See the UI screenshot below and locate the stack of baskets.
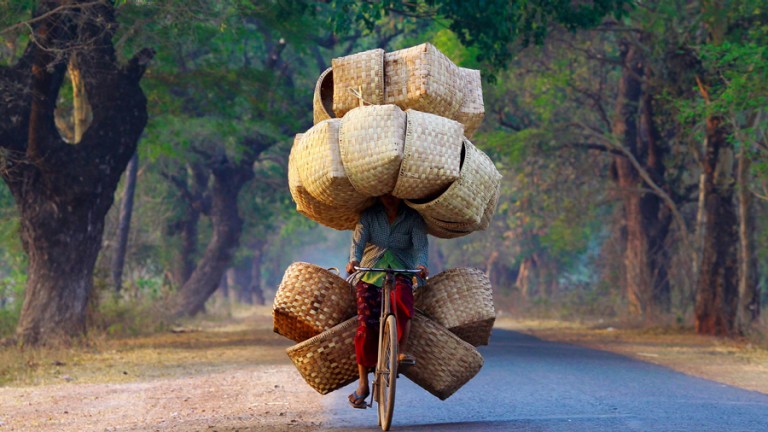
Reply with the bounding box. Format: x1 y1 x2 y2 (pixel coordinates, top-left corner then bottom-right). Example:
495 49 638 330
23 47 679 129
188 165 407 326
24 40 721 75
275 265 495 399
291 42 502 238
275 43 501 400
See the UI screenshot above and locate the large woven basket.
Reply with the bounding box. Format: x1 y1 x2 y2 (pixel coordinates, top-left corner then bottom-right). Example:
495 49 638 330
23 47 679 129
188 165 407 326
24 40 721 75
423 217 474 239
286 317 358 395
313 67 334 123
295 119 370 209
384 43 465 120
403 312 484 400
422 179 501 238
478 180 501 231
455 68 485 138
414 268 495 346
288 135 368 230
332 48 385 118
273 262 356 343
339 104 406 196
391 110 464 200
406 139 501 225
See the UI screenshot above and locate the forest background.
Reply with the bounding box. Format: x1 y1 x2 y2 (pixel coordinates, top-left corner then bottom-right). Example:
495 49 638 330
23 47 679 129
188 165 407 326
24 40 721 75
0 0 766 348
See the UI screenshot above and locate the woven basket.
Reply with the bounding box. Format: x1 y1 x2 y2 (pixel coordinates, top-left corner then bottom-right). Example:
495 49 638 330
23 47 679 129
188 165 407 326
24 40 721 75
313 67 334 124
455 68 485 138
478 180 501 231
423 217 474 239
273 262 356 343
332 48 385 118
339 104 406 196
288 135 368 230
384 43 465 120
406 139 501 225
286 317 358 395
403 312 484 400
414 268 495 346
391 110 464 200
295 119 370 208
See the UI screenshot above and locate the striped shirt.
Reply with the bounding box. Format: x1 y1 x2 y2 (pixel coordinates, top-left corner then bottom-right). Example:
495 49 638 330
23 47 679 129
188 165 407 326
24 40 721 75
349 202 429 286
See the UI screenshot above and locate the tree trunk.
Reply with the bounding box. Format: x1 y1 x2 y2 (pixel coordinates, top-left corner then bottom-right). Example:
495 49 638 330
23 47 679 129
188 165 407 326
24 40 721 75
168 157 254 317
111 152 139 292
611 41 671 320
244 239 266 305
695 115 740 336
167 163 207 287
736 148 760 331
0 1 153 345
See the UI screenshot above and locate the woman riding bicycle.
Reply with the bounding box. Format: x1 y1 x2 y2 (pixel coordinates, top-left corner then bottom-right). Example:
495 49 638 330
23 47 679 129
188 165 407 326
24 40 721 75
346 193 429 409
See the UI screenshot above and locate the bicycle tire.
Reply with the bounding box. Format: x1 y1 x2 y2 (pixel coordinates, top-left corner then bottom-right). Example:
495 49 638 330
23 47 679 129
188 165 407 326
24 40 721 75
377 314 398 431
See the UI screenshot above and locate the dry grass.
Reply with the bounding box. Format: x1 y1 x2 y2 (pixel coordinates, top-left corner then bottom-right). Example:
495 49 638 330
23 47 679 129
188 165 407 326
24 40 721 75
497 317 768 395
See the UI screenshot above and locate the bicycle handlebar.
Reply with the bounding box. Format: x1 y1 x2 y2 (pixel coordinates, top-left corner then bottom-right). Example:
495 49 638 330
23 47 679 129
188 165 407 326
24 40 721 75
353 266 422 274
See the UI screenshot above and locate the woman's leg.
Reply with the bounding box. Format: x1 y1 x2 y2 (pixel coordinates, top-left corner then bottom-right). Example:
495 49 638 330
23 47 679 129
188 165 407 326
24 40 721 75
392 275 415 362
352 280 380 403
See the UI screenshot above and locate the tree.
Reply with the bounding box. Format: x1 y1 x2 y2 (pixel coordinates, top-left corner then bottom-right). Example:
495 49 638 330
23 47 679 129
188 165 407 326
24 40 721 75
0 0 153 345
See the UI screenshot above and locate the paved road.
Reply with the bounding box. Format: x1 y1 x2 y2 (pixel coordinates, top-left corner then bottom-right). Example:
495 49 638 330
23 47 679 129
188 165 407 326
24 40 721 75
321 329 768 431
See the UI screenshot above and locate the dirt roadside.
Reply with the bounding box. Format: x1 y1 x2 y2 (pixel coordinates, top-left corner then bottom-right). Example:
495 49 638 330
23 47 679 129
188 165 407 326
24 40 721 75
0 307 328 432
496 317 768 395
1 307 766 431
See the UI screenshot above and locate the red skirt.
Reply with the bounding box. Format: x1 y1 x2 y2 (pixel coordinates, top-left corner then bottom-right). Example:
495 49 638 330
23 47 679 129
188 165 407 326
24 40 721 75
354 275 414 368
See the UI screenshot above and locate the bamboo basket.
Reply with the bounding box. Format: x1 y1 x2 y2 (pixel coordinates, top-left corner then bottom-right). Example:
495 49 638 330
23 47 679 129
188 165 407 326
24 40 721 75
455 68 485 138
406 139 501 225
384 43 465 119
423 217 474 239
403 312 484 400
288 134 368 230
313 67 334 123
286 317 358 395
414 268 495 346
295 119 370 208
477 181 501 231
339 104 406 196
391 110 464 200
332 48 385 118
273 262 357 343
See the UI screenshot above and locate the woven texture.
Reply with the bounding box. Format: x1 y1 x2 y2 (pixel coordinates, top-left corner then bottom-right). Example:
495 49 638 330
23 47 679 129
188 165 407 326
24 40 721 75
286 317 358 395
414 268 495 346
392 110 464 199
332 48 385 118
478 181 501 231
313 67 334 124
455 68 485 138
273 262 356 343
403 312 484 400
288 135 368 230
296 119 370 208
384 43 464 119
406 139 501 225
423 217 474 239
339 105 406 196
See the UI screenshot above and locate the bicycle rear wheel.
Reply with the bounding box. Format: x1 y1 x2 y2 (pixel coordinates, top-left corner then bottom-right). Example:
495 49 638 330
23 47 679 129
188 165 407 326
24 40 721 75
376 314 398 431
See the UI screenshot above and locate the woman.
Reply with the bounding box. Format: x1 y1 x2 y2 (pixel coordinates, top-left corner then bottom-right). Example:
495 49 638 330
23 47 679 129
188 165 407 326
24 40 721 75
346 194 429 409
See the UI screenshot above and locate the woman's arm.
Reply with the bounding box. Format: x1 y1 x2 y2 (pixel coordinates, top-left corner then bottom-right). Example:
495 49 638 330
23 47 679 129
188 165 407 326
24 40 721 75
349 212 370 266
412 215 429 275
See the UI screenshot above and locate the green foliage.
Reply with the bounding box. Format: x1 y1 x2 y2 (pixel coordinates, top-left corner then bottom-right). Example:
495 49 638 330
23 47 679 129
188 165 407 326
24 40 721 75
322 0 631 70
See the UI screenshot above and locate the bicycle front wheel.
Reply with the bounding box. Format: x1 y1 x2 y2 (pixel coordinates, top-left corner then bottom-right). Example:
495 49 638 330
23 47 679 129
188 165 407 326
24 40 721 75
377 314 398 431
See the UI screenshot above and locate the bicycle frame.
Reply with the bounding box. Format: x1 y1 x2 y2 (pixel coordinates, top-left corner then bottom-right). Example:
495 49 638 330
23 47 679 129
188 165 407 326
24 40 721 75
353 266 421 431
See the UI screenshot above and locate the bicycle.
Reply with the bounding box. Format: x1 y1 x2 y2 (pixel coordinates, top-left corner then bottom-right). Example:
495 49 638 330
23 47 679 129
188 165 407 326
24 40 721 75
353 266 422 431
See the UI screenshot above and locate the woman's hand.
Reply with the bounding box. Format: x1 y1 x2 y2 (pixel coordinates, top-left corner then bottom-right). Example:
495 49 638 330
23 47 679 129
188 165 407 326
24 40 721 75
346 260 360 275
417 265 429 279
